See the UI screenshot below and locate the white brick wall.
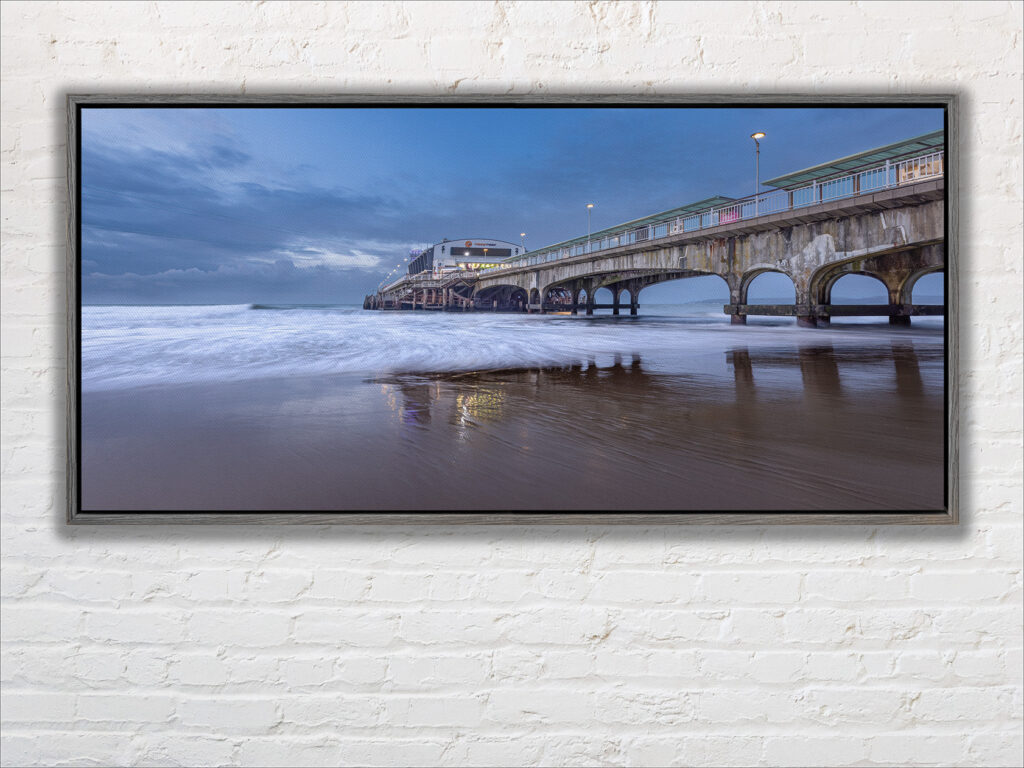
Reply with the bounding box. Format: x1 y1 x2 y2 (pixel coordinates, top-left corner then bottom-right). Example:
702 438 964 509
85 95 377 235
1 1 1022 765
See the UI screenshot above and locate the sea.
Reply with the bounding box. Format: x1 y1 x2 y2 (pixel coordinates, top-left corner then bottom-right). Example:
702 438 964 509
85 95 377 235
80 302 947 512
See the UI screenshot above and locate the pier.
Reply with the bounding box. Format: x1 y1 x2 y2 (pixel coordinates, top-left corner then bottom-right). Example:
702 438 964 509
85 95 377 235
366 133 946 327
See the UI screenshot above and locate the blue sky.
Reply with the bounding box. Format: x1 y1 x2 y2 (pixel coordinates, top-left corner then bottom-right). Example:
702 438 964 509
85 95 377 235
81 105 943 304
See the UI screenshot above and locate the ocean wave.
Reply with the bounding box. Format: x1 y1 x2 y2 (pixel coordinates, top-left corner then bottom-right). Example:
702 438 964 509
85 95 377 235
80 304 944 390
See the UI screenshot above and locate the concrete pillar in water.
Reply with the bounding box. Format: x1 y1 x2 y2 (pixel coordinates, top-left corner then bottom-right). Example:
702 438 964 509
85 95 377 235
612 289 620 316
797 314 818 328
731 313 747 325
890 314 911 326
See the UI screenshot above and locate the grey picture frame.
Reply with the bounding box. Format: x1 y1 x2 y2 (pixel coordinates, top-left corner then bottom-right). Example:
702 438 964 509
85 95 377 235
66 93 959 525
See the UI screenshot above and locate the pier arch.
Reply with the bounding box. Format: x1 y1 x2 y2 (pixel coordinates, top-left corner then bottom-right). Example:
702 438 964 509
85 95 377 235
824 272 890 305
473 283 529 311
741 269 797 305
902 266 944 305
573 287 590 315
592 286 615 314
823 272 890 324
630 273 730 305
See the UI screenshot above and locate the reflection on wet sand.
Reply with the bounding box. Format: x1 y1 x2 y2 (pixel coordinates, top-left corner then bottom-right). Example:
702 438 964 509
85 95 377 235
729 343 926 399
374 341 944 511
82 339 944 512
387 343 934 425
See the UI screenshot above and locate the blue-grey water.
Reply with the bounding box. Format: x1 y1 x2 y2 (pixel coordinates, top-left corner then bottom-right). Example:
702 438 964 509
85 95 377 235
80 304 946 512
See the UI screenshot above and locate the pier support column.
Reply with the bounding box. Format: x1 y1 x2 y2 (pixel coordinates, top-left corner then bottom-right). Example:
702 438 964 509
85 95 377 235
796 292 817 327
731 313 747 325
886 284 911 325
612 288 620 316
797 315 818 328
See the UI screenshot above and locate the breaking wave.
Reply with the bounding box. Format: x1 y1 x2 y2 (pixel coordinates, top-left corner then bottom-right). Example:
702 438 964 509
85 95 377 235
80 303 943 390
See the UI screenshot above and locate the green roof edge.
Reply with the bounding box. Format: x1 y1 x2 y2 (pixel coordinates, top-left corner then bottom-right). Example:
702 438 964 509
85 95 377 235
519 194 735 257
762 129 945 190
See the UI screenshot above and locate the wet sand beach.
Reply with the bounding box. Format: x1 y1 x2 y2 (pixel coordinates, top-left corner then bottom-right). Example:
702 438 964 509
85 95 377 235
81 313 945 512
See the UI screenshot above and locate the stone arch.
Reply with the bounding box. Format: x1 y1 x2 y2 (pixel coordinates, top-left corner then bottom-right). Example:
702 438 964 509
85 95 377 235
541 283 574 310
740 268 797 305
593 285 614 313
509 287 528 311
473 283 528 311
900 266 944 305
824 271 891 305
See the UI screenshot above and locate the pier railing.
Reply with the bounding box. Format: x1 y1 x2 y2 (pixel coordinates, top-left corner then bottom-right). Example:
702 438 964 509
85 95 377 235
478 149 944 275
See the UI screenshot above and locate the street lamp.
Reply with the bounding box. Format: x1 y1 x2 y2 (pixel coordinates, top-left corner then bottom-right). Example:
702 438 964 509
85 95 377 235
751 132 765 216
520 232 526 250
586 203 594 252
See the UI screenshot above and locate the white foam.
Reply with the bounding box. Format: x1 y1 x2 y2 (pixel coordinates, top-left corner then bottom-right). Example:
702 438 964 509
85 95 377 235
80 304 945 390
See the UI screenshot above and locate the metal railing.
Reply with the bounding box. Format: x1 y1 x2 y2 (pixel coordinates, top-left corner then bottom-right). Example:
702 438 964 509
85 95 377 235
476 149 944 275
380 269 481 294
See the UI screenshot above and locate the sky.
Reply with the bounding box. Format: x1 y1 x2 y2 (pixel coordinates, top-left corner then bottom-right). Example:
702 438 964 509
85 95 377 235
81 105 944 305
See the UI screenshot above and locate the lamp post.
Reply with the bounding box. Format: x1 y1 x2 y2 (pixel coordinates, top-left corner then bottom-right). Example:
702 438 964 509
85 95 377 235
586 203 594 252
520 232 526 250
751 132 765 217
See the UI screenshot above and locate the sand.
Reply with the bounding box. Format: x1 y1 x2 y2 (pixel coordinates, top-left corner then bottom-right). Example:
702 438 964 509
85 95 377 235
80 339 945 512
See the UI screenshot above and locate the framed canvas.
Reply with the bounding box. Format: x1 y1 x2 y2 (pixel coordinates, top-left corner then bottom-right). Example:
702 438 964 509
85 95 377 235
66 94 958 524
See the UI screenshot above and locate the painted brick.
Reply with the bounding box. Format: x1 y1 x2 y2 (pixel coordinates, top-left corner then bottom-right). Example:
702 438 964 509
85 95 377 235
702 571 803 603
186 609 292 647
293 610 399 646
868 732 967 766
763 735 868 766
76 693 174 724
176 697 281 730
279 695 383 728
487 689 597 724
236 738 341 768
336 656 389 686
387 653 489 689
1 2 1022 767
385 695 485 727
1 691 76 722
133 733 237 767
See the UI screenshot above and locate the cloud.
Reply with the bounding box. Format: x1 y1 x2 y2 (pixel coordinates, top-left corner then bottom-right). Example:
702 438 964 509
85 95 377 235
273 242 386 270
81 118 421 302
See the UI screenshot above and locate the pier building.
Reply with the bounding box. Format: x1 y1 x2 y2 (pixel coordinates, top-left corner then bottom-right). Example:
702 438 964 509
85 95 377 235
407 238 525 276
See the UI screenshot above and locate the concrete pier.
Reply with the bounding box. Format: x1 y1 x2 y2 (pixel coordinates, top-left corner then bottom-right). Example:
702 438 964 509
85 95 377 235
369 174 945 328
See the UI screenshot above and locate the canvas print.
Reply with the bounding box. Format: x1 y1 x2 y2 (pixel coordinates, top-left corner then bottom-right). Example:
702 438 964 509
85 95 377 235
72 101 950 517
